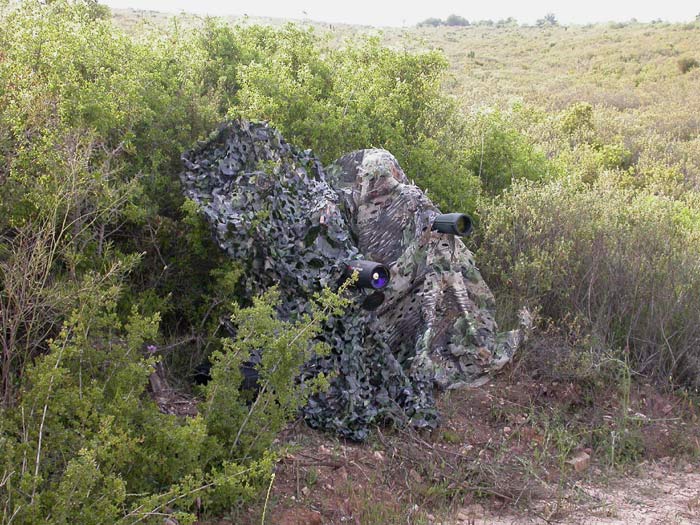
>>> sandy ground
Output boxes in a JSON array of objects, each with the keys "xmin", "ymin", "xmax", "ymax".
[{"xmin": 449, "ymin": 459, "xmax": 700, "ymax": 525}]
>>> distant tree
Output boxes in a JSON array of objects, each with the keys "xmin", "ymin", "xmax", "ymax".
[
  {"xmin": 418, "ymin": 17, "xmax": 444, "ymax": 27},
  {"xmin": 536, "ymin": 13, "xmax": 558, "ymax": 27},
  {"xmin": 496, "ymin": 17, "xmax": 518, "ymax": 27},
  {"xmin": 445, "ymin": 14, "xmax": 469, "ymax": 26}
]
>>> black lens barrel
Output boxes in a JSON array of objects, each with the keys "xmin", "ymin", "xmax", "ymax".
[
  {"xmin": 431, "ymin": 213, "xmax": 473, "ymax": 236},
  {"xmin": 345, "ymin": 260, "xmax": 390, "ymax": 290}
]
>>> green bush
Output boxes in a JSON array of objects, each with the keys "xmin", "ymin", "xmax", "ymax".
[
  {"xmin": 417, "ymin": 15, "xmax": 470, "ymax": 27},
  {"xmin": 0, "ymin": 0, "xmax": 475, "ymax": 392},
  {"xmin": 560, "ymin": 102, "xmax": 595, "ymax": 140},
  {"xmin": 232, "ymin": 27, "xmax": 465, "ymax": 185},
  {"xmin": 536, "ymin": 13, "xmax": 559, "ymax": 27},
  {"xmin": 0, "ymin": 0, "xmax": 226, "ymax": 403},
  {"xmin": 465, "ymin": 110, "xmax": 554, "ymax": 196},
  {"xmin": 0, "ymin": 277, "xmax": 344, "ymax": 523},
  {"xmin": 478, "ymin": 176, "xmax": 700, "ymax": 386}
]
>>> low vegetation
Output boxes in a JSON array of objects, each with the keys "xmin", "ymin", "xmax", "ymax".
[
  {"xmin": 419, "ymin": 15, "xmax": 470, "ymax": 28},
  {"xmin": 1, "ymin": 1, "xmax": 699, "ymax": 522}
]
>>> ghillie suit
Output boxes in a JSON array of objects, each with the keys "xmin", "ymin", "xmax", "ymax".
[
  {"xmin": 328, "ymin": 150, "xmax": 528, "ymax": 389},
  {"xmin": 181, "ymin": 120, "xmax": 527, "ymax": 440}
]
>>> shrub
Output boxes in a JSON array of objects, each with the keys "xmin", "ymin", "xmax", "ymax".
[
  {"xmin": 560, "ymin": 102, "xmax": 594, "ymax": 138},
  {"xmin": 496, "ymin": 17, "xmax": 518, "ymax": 27},
  {"xmin": 0, "ymin": 280, "xmax": 343, "ymax": 523},
  {"xmin": 536, "ymin": 13, "xmax": 559, "ymax": 27},
  {"xmin": 417, "ymin": 15, "xmax": 469, "ymax": 27},
  {"xmin": 418, "ymin": 17, "xmax": 443, "ymax": 27},
  {"xmin": 201, "ymin": 287, "xmax": 338, "ymax": 458},
  {"xmin": 230, "ymin": 27, "xmax": 479, "ymax": 213},
  {"xmin": 234, "ymin": 29, "xmax": 450, "ymax": 161},
  {"xmin": 464, "ymin": 110, "xmax": 554, "ymax": 196},
  {"xmin": 678, "ymin": 57, "xmax": 699, "ymax": 73},
  {"xmin": 478, "ymin": 177, "xmax": 700, "ymax": 387},
  {"xmin": 0, "ymin": 2, "xmax": 405, "ymax": 521},
  {"xmin": 0, "ymin": 0, "xmax": 474, "ymax": 392},
  {"xmin": 445, "ymin": 14, "xmax": 469, "ymax": 27},
  {"xmin": 0, "ymin": 0, "xmax": 228, "ymax": 402}
]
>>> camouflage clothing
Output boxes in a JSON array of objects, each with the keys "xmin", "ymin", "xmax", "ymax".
[
  {"xmin": 181, "ymin": 120, "xmax": 526, "ymax": 440},
  {"xmin": 329, "ymin": 150, "xmax": 527, "ymax": 389}
]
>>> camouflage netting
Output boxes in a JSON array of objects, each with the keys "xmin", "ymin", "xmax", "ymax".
[
  {"xmin": 181, "ymin": 119, "xmax": 528, "ymax": 440},
  {"xmin": 328, "ymin": 150, "xmax": 528, "ymax": 389}
]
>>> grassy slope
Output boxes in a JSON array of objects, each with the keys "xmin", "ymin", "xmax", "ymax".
[
  {"xmin": 387, "ymin": 23, "xmax": 700, "ymax": 106},
  {"xmin": 382, "ymin": 23, "xmax": 700, "ymax": 185}
]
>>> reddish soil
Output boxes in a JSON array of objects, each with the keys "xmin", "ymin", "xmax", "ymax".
[{"xmin": 237, "ymin": 346, "xmax": 700, "ymax": 525}]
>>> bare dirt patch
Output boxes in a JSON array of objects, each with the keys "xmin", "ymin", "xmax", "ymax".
[
  {"xmin": 449, "ymin": 459, "xmax": 700, "ymax": 524},
  {"xmin": 233, "ymin": 336, "xmax": 700, "ymax": 525}
]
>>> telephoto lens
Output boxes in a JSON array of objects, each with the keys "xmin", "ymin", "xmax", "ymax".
[
  {"xmin": 431, "ymin": 213, "xmax": 473, "ymax": 236},
  {"xmin": 344, "ymin": 260, "xmax": 390, "ymax": 290}
]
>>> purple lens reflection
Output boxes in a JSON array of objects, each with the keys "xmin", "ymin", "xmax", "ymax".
[{"xmin": 371, "ymin": 268, "xmax": 389, "ymax": 289}]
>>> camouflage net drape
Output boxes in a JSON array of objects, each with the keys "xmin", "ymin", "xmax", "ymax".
[{"xmin": 181, "ymin": 120, "xmax": 527, "ymax": 440}]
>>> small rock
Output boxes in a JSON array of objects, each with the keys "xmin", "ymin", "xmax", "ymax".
[
  {"xmin": 409, "ymin": 468, "xmax": 423, "ymax": 483},
  {"xmin": 301, "ymin": 486, "xmax": 310, "ymax": 497},
  {"xmin": 650, "ymin": 467, "xmax": 664, "ymax": 480},
  {"xmin": 279, "ymin": 508, "xmax": 322, "ymax": 525},
  {"xmin": 567, "ymin": 451, "xmax": 591, "ymax": 472}
]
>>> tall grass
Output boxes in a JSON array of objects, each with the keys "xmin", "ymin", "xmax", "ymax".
[{"xmin": 479, "ymin": 176, "xmax": 700, "ymax": 386}]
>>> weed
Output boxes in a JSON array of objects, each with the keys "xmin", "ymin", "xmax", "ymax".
[
  {"xmin": 440, "ymin": 429, "xmax": 462, "ymax": 444},
  {"xmin": 305, "ymin": 467, "xmax": 319, "ymax": 488}
]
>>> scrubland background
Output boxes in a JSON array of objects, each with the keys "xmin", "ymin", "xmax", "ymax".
[{"xmin": 1, "ymin": 2, "xmax": 699, "ymax": 523}]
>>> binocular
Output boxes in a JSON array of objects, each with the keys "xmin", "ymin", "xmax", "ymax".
[
  {"xmin": 344, "ymin": 260, "xmax": 391, "ymax": 290},
  {"xmin": 431, "ymin": 213, "xmax": 472, "ymax": 236}
]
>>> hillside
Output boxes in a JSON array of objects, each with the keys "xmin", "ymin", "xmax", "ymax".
[{"xmin": 386, "ymin": 23, "xmax": 700, "ymax": 186}]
